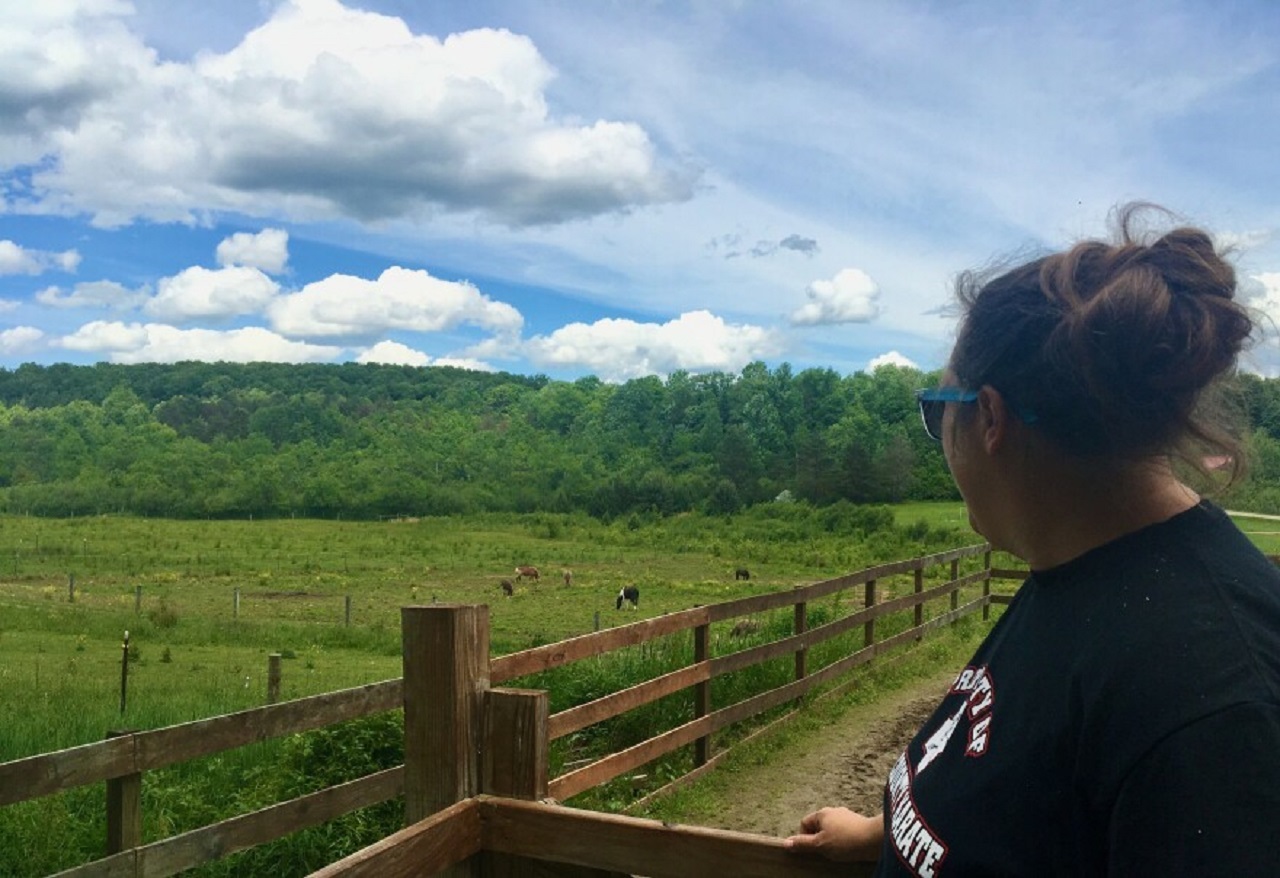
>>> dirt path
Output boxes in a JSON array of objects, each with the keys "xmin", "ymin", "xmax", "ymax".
[{"xmin": 686, "ymin": 668, "xmax": 955, "ymax": 839}]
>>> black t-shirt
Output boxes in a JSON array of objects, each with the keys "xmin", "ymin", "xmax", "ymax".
[{"xmin": 875, "ymin": 501, "xmax": 1280, "ymax": 877}]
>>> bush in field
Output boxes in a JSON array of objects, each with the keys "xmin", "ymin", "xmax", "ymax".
[{"xmin": 147, "ymin": 597, "xmax": 179, "ymax": 629}]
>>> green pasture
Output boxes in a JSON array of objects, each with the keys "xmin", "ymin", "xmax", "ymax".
[
  {"xmin": 0, "ymin": 506, "xmax": 975, "ymax": 762},
  {"xmin": 13, "ymin": 501, "xmax": 1268, "ymax": 876}
]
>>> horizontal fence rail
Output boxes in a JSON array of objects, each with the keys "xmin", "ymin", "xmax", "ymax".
[
  {"xmin": 309, "ymin": 795, "xmax": 862, "ymax": 878},
  {"xmin": 3, "ymin": 542, "xmax": 1009, "ymax": 878}
]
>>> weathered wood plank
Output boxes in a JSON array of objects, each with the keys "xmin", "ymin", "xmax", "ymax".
[
  {"xmin": 47, "ymin": 850, "xmax": 137, "ymax": 878},
  {"xmin": 134, "ymin": 679, "xmax": 402, "ymax": 777},
  {"xmin": 491, "ymin": 607, "xmax": 711, "ymax": 683},
  {"xmin": 403, "ymin": 606, "xmax": 489, "ymax": 829},
  {"xmin": 479, "ymin": 797, "xmax": 864, "ymax": 878},
  {"xmin": 307, "ymin": 797, "xmax": 482, "ymax": 878},
  {"xmin": 139, "ymin": 767, "xmax": 403, "ymax": 877},
  {"xmin": 0, "ymin": 680, "xmax": 401, "ymax": 807},
  {"xmin": 0, "ymin": 735, "xmax": 135, "ymax": 808},
  {"xmin": 550, "ymin": 713, "xmax": 715, "ymax": 802},
  {"xmin": 484, "ymin": 689, "xmax": 548, "ymax": 801},
  {"xmin": 547, "ymin": 663, "xmax": 708, "ymax": 741},
  {"xmin": 49, "ymin": 769, "xmax": 403, "ymax": 878}
]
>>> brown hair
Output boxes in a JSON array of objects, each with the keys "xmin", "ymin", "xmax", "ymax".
[{"xmin": 950, "ymin": 204, "xmax": 1254, "ymax": 479}]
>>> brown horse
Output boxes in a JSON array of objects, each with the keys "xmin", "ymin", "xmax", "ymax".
[
  {"xmin": 500, "ymin": 579, "xmax": 514, "ymax": 597},
  {"xmin": 515, "ymin": 565, "xmax": 540, "ymax": 582},
  {"xmin": 735, "ymin": 567, "xmax": 751, "ymax": 581}
]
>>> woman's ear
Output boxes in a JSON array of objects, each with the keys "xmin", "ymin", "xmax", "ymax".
[{"xmin": 976, "ymin": 385, "xmax": 1012, "ymax": 454}]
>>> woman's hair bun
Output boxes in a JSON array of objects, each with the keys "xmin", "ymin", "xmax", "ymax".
[{"xmin": 953, "ymin": 203, "xmax": 1255, "ymax": 465}]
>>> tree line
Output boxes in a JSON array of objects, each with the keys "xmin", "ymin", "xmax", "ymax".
[{"xmin": 0, "ymin": 361, "xmax": 1277, "ymax": 520}]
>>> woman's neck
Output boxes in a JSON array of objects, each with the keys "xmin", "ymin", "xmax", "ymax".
[{"xmin": 1000, "ymin": 458, "xmax": 1199, "ymax": 571}]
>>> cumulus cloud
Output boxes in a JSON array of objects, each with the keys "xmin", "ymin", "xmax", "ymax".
[
  {"xmin": 144, "ymin": 266, "xmax": 280, "ymax": 322},
  {"xmin": 1248, "ymin": 273, "xmax": 1280, "ymax": 328},
  {"xmin": 0, "ymin": 299, "xmax": 20, "ymax": 313},
  {"xmin": 0, "ymin": 240, "xmax": 80, "ymax": 275},
  {"xmin": 0, "ymin": 326, "xmax": 44, "ymax": 354},
  {"xmin": 523, "ymin": 309, "xmax": 782, "ymax": 381},
  {"xmin": 56, "ymin": 320, "xmax": 342, "ymax": 364},
  {"xmin": 356, "ymin": 340, "xmax": 430, "ymax": 366},
  {"xmin": 789, "ymin": 268, "xmax": 881, "ymax": 326},
  {"xmin": 868, "ymin": 350, "xmax": 918, "ymax": 371},
  {"xmin": 6, "ymin": 0, "xmax": 692, "ymax": 227},
  {"xmin": 37, "ymin": 279, "xmax": 150, "ymax": 310},
  {"xmin": 216, "ymin": 228, "xmax": 289, "ymax": 274},
  {"xmin": 356, "ymin": 340, "xmax": 495, "ymax": 371},
  {"xmin": 268, "ymin": 266, "xmax": 522, "ymax": 339}
]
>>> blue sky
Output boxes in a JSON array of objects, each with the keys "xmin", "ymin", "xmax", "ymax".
[{"xmin": 2, "ymin": 0, "xmax": 1279, "ymax": 382}]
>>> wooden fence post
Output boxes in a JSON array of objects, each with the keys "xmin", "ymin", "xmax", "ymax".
[
  {"xmin": 481, "ymin": 688, "xmax": 549, "ymax": 878},
  {"xmin": 482, "ymin": 689, "xmax": 548, "ymax": 799},
  {"xmin": 233, "ymin": 587, "xmax": 240, "ymax": 620},
  {"xmin": 913, "ymin": 565, "xmax": 925, "ymax": 638},
  {"xmin": 68, "ymin": 573, "xmax": 75, "ymax": 603},
  {"xmin": 105, "ymin": 729, "xmax": 141, "ymax": 854},
  {"xmin": 402, "ymin": 605, "xmax": 490, "ymax": 827},
  {"xmin": 344, "ymin": 595, "xmax": 352, "ymax": 627},
  {"xmin": 693, "ymin": 622, "xmax": 711, "ymax": 767},
  {"xmin": 267, "ymin": 653, "xmax": 282, "ymax": 704},
  {"xmin": 983, "ymin": 550, "xmax": 992, "ymax": 620},
  {"xmin": 863, "ymin": 579, "xmax": 877, "ymax": 649},
  {"xmin": 950, "ymin": 559, "xmax": 960, "ymax": 614},
  {"xmin": 793, "ymin": 596, "xmax": 808, "ymax": 683}
]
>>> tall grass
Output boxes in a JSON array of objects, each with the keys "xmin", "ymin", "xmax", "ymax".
[{"xmin": 1, "ymin": 504, "xmax": 988, "ymax": 875}]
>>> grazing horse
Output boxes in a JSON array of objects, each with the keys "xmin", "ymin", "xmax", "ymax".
[
  {"xmin": 500, "ymin": 579, "xmax": 514, "ymax": 597},
  {"xmin": 616, "ymin": 585, "xmax": 640, "ymax": 610},
  {"xmin": 735, "ymin": 567, "xmax": 751, "ymax": 581},
  {"xmin": 515, "ymin": 565, "xmax": 540, "ymax": 582},
  {"xmin": 563, "ymin": 570, "xmax": 573, "ymax": 587}
]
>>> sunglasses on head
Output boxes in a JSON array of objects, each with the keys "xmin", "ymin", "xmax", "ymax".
[{"xmin": 915, "ymin": 387, "xmax": 978, "ymax": 442}]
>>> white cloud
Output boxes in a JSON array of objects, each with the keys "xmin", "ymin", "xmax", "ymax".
[
  {"xmin": 56, "ymin": 320, "xmax": 342, "ymax": 364},
  {"xmin": 790, "ymin": 268, "xmax": 881, "ymax": 326},
  {"xmin": 1215, "ymin": 229, "xmax": 1273, "ymax": 254},
  {"xmin": 0, "ymin": 326, "xmax": 44, "ymax": 354},
  {"xmin": 144, "ymin": 266, "xmax": 280, "ymax": 321},
  {"xmin": 868, "ymin": 351, "xmax": 919, "ymax": 372},
  {"xmin": 7, "ymin": 0, "xmax": 691, "ymax": 227},
  {"xmin": 268, "ymin": 266, "xmax": 522, "ymax": 338},
  {"xmin": 216, "ymin": 228, "xmax": 289, "ymax": 274},
  {"xmin": 0, "ymin": 299, "xmax": 19, "ymax": 313},
  {"xmin": 356, "ymin": 340, "xmax": 430, "ymax": 366},
  {"xmin": 37, "ymin": 279, "xmax": 150, "ymax": 310},
  {"xmin": 355, "ymin": 340, "xmax": 496, "ymax": 372},
  {"xmin": 523, "ymin": 309, "xmax": 783, "ymax": 381},
  {"xmin": 0, "ymin": 240, "xmax": 81, "ymax": 275},
  {"xmin": 433, "ymin": 356, "xmax": 495, "ymax": 372},
  {"xmin": 1248, "ymin": 273, "xmax": 1280, "ymax": 329}
]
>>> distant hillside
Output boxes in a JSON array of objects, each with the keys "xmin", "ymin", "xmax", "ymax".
[{"xmin": 2, "ymin": 361, "xmax": 1279, "ymax": 519}]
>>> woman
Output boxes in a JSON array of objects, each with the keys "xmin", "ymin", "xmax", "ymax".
[{"xmin": 785, "ymin": 206, "xmax": 1280, "ymax": 875}]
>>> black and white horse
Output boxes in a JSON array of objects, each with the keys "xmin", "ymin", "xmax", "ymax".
[{"xmin": 616, "ymin": 585, "xmax": 640, "ymax": 610}]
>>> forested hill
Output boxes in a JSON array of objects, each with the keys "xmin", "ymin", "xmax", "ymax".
[{"xmin": 3, "ymin": 361, "xmax": 1280, "ymax": 520}]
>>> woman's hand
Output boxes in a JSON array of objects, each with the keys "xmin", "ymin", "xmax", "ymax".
[{"xmin": 784, "ymin": 806, "xmax": 884, "ymax": 862}]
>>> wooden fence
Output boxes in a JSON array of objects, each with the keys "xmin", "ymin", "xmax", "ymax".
[{"xmin": 0, "ymin": 542, "xmax": 1007, "ymax": 878}]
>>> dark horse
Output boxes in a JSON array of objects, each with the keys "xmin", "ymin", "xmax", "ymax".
[{"xmin": 616, "ymin": 585, "xmax": 640, "ymax": 610}]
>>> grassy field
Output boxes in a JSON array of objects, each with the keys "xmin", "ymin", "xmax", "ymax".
[
  {"xmin": 0, "ymin": 504, "xmax": 991, "ymax": 876},
  {"xmin": 7, "ymin": 500, "xmax": 1262, "ymax": 875}
]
